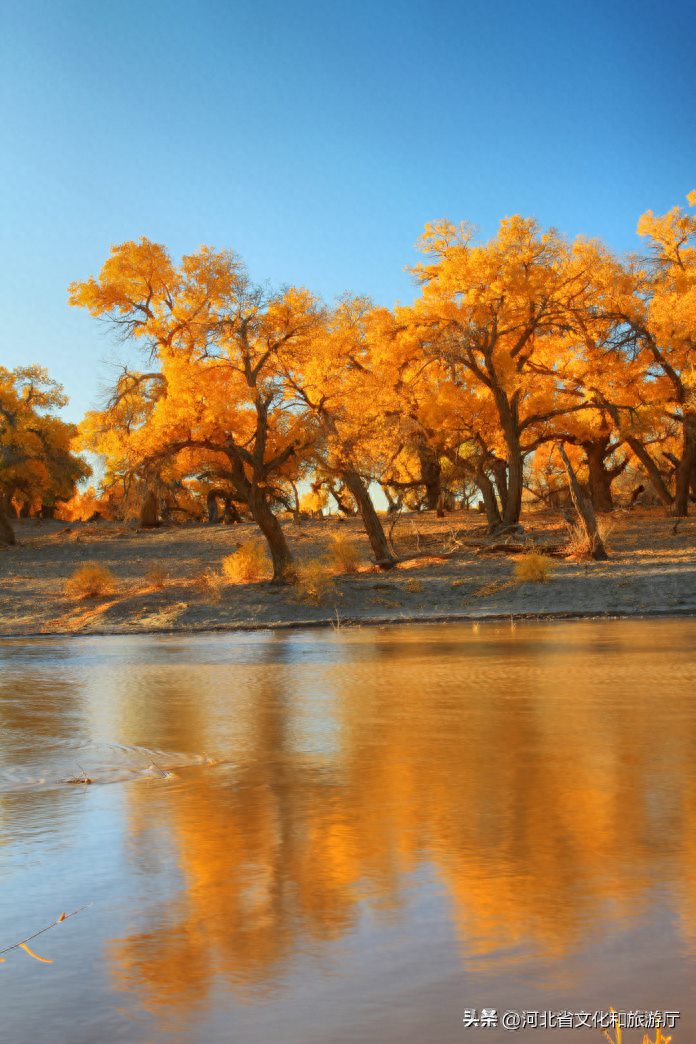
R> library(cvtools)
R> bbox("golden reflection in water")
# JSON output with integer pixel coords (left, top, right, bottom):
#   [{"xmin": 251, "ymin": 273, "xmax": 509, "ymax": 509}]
[{"xmin": 107, "ymin": 624, "xmax": 696, "ymax": 1020}]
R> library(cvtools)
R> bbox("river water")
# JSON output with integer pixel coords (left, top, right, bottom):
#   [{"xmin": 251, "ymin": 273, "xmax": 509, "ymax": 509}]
[{"xmin": 1, "ymin": 619, "xmax": 694, "ymax": 1043}]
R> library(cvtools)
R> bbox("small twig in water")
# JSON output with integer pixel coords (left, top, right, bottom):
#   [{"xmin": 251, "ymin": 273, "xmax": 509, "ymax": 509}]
[{"xmin": 0, "ymin": 906, "xmax": 90, "ymax": 963}]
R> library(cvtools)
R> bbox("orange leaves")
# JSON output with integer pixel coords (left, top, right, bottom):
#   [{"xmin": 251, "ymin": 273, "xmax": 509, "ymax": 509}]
[
  {"xmin": 68, "ymin": 238, "xmax": 178, "ymax": 322},
  {"xmin": 0, "ymin": 366, "xmax": 89, "ymax": 517},
  {"xmin": 66, "ymin": 192, "xmax": 694, "ymax": 529},
  {"xmin": 69, "ymin": 242, "xmax": 329, "ymax": 526},
  {"xmin": 18, "ymin": 943, "xmax": 53, "ymax": 964}
]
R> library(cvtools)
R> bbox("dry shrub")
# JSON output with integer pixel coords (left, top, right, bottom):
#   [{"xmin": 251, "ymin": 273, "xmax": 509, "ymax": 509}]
[
  {"xmin": 513, "ymin": 552, "xmax": 553, "ymax": 584},
  {"xmin": 65, "ymin": 562, "xmax": 117, "ymax": 599},
  {"xmin": 564, "ymin": 523, "xmax": 589, "ymax": 557},
  {"xmin": 145, "ymin": 562, "xmax": 169, "ymax": 589},
  {"xmin": 565, "ymin": 518, "xmax": 615, "ymax": 558},
  {"xmin": 193, "ymin": 568, "xmax": 224, "ymax": 600},
  {"xmin": 326, "ymin": 533, "xmax": 360, "ymax": 574},
  {"xmin": 221, "ymin": 540, "xmax": 270, "ymax": 583},
  {"xmin": 405, "ymin": 578, "xmax": 423, "ymax": 593},
  {"xmin": 293, "ymin": 560, "xmax": 334, "ymax": 603}
]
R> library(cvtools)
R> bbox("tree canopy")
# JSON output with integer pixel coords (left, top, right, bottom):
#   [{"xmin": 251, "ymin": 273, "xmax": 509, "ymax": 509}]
[{"xmin": 60, "ymin": 189, "xmax": 696, "ymax": 569}]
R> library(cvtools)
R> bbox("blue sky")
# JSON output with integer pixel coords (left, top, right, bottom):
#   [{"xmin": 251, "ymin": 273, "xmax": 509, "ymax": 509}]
[{"xmin": 1, "ymin": 0, "xmax": 694, "ymax": 424}]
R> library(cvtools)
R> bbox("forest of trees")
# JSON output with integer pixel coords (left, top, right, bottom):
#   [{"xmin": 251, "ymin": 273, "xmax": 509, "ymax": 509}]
[{"xmin": 1, "ymin": 192, "xmax": 694, "ymax": 574}]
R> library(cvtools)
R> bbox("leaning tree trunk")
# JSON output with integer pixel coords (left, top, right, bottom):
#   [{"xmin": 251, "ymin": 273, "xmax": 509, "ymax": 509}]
[
  {"xmin": 624, "ymin": 435, "xmax": 673, "ymax": 510},
  {"xmin": 475, "ymin": 466, "xmax": 502, "ymax": 531},
  {"xmin": 329, "ymin": 483, "xmax": 355, "ymax": 517},
  {"xmin": 0, "ymin": 494, "xmax": 16, "ymax": 545},
  {"xmin": 673, "ymin": 411, "xmax": 696, "ymax": 517},
  {"xmin": 342, "ymin": 469, "xmax": 397, "ymax": 568},
  {"xmin": 558, "ymin": 444, "xmax": 608, "ymax": 560},
  {"xmin": 247, "ymin": 488, "xmax": 294, "ymax": 581},
  {"xmin": 139, "ymin": 489, "xmax": 160, "ymax": 528},
  {"xmin": 583, "ymin": 438, "xmax": 615, "ymax": 513}
]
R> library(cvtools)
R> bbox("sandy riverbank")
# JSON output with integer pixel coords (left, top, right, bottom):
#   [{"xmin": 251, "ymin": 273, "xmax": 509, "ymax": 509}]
[{"xmin": 0, "ymin": 508, "xmax": 694, "ymax": 637}]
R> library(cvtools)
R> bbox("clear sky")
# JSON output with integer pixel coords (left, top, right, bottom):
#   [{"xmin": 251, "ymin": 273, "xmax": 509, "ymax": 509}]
[{"xmin": 1, "ymin": 0, "xmax": 694, "ymax": 424}]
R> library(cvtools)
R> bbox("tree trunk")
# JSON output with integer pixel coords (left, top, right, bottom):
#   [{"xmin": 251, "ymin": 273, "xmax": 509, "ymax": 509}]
[
  {"xmin": 583, "ymin": 437, "xmax": 615, "ymax": 513},
  {"xmin": 342, "ymin": 469, "xmax": 397, "ymax": 568},
  {"xmin": 493, "ymin": 390, "xmax": 523, "ymax": 525},
  {"xmin": 222, "ymin": 496, "xmax": 242, "ymax": 524},
  {"xmin": 139, "ymin": 489, "xmax": 160, "ymax": 528},
  {"xmin": 624, "ymin": 435, "xmax": 673, "ymax": 510},
  {"xmin": 504, "ymin": 448, "xmax": 524, "ymax": 525},
  {"xmin": 0, "ymin": 494, "xmax": 16, "ymax": 545},
  {"xmin": 206, "ymin": 490, "xmax": 219, "ymax": 524},
  {"xmin": 491, "ymin": 458, "xmax": 508, "ymax": 517},
  {"xmin": 558, "ymin": 443, "xmax": 608, "ymax": 560},
  {"xmin": 673, "ymin": 411, "xmax": 696, "ymax": 517},
  {"xmin": 247, "ymin": 489, "xmax": 294, "ymax": 581},
  {"xmin": 475, "ymin": 466, "xmax": 502, "ymax": 531},
  {"xmin": 418, "ymin": 445, "xmax": 442, "ymax": 511},
  {"xmin": 329, "ymin": 483, "xmax": 356, "ymax": 517}
]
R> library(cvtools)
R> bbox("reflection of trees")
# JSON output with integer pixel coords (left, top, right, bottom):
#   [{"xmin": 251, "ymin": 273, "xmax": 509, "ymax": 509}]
[
  {"xmin": 110, "ymin": 623, "xmax": 696, "ymax": 1017},
  {"xmin": 0, "ymin": 644, "xmax": 84, "ymax": 846}
]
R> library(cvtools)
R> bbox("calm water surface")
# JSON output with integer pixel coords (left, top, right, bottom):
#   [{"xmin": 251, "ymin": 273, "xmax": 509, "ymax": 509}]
[{"xmin": 1, "ymin": 619, "xmax": 695, "ymax": 1043}]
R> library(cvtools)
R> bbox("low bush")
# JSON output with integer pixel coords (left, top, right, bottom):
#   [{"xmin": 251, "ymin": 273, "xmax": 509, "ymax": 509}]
[
  {"xmin": 565, "ymin": 518, "xmax": 615, "ymax": 558},
  {"xmin": 65, "ymin": 562, "xmax": 117, "ymax": 599},
  {"xmin": 193, "ymin": 568, "xmax": 224, "ymax": 600},
  {"xmin": 221, "ymin": 540, "xmax": 271, "ymax": 583},
  {"xmin": 326, "ymin": 533, "xmax": 361, "ymax": 574},
  {"xmin": 513, "ymin": 552, "xmax": 553, "ymax": 583},
  {"xmin": 293, "ymin": 560, "xmax": 335, "ymax": 603}
]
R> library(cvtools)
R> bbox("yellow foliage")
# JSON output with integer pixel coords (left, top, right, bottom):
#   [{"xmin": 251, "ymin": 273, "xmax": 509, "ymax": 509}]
[
  {"xmin": 193, "ymin": 568, "xmax": 224, "ymax": 600},
  {"xmin": 65, "ymin": 562, "xmax": 117, "ymax": 599},
  {"xmin": 566, "ymin": 518, "xmax": 614, "ymax": 558},
  {"xmin": 1, "ymin": 366, "xmax": 89, "ymax": 522},
  {"xmin": 299, "ymin": 488, "xmax": 328, "ymax": 515},
  {"xmin": 326, "ymin": 533, "xmax": 360, "ymax": 574},
  {"xmin": 221, "ymin": 541, "xmax": 270, "ymax": 584},
  {"xmin": 293, "ymin": 560, "xmax": 334, "ymax": 603},
  {"xmin": 513, "ymin": 552, "xmax": 553, "ymax": 583}
]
